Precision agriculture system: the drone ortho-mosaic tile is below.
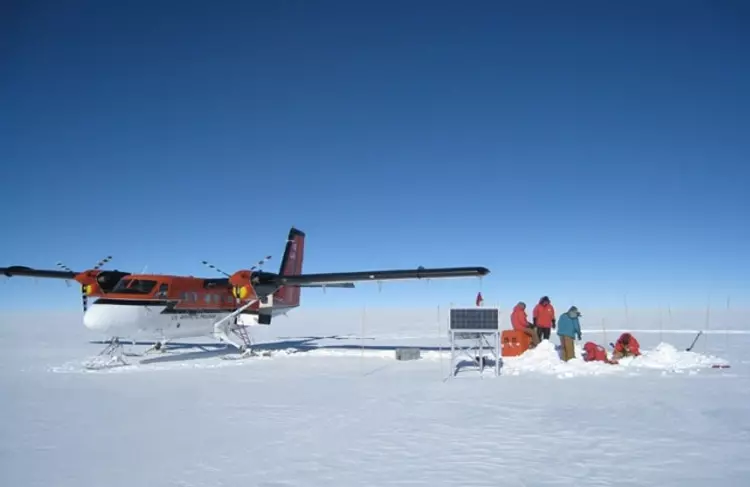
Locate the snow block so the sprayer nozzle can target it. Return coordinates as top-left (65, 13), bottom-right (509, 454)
top-left (395, 347), bottom-right (421, 361)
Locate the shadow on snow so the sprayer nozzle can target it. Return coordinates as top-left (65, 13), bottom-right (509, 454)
top-left (88, 335), bottom-right (494, 366)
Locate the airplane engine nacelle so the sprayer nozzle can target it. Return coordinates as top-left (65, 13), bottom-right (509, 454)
top-left (228, 270), bottom-right (258, 303)
top-left (74, 269), bottom-right (131, 296)
top-left (74, 270), bottom-right (104, 296)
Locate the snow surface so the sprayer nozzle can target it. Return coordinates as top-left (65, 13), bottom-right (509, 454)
top-left (1, 307), bottom-right (749, 486)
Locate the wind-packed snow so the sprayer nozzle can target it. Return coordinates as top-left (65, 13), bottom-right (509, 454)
top-left (1, 307), bottom-right (749, 486)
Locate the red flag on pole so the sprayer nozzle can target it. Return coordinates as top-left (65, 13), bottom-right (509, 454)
top-left (475, 291), bottom-right (484, 307)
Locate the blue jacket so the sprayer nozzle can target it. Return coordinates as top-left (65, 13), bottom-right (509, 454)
top-left (556, 313), bottom-right (581, 339)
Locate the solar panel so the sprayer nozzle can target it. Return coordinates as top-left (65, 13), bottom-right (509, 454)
top-left (449, 308), bottom-right (499, 331)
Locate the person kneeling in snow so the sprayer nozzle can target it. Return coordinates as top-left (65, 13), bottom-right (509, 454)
top-left (511, 301), bottom-right (540, 348)
top-left (583, 342), bottom-right (618, 364)
top-left (556, 306), bottom-right (582, 361)
top-left (612, 333), bottom-right (641, 360)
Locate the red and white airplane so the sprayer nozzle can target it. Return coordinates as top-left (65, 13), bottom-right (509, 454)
top-left (1, 227), bottom-right (489, 361)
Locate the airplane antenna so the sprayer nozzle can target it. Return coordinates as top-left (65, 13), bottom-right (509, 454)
top-left (201, 260), bottom-right (230, 277)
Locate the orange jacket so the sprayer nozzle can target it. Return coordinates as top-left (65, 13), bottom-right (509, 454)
top-left (533, 303), bottom-right (555, 328)
top-left (583, 342), bottom-right (608, 362)
top-left (614, 333), bottom-right (641, 356)
top-left (510, 304), bottom-right (529, 331)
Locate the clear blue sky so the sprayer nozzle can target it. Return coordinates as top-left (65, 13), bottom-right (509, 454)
top-left (1, 0), bottom-right (748, 313)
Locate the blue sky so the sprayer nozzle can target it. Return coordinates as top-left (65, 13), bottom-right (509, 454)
top-left (1, 0), bottom-right (748, 313)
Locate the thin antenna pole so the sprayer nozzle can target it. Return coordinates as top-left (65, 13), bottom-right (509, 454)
top-left (437, 305), bottom-right (443, 378)
top-left (360, 305), bottom-right (366, 374)
top-left (725, 295), bottom-right (730, 351)
top-left (668, 303), bottom-right (672, 330)
top-left (658, 306), bottom-right (663, 343)
top-left (704, 294), bottom-right (711, 353)
top-left (449, 301), bottom-right (454, 381)
top-left (624, 294), bottom-right (630, 329)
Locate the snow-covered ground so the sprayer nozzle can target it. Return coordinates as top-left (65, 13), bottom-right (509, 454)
top-left (1, 307), bottom-right (749, 486)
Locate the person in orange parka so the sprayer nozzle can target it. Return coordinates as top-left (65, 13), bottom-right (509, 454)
top-left (583, 341), bottom-right (618, 364)
top-left (612, 332), bottom-right (641, 360)
top-left (532, 296), bottom-right (556, 343)
top-left (510, 301), bottom-right (540, 348)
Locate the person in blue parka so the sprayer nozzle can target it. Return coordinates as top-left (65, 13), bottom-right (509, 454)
top-left (557, 306), bottom-right (582, 361)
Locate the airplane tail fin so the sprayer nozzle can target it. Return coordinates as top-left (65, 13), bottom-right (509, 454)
top-left (273, 227), bottom-right (305, 307)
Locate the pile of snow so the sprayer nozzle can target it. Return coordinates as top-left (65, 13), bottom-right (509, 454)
top-left (616, 342), bottom-right (730, 372)
top-left (501, 341), bottom-right (619, 378)
top-left (500, 340), bottom-right (728, 378)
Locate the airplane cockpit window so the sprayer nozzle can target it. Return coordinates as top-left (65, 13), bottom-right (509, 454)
top-left (112, 279), bottom-right (158, 295)
top-left (154, 283), bottom-right (169, 298)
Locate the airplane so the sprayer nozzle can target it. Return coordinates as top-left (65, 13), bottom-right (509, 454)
top-left (1, 226), bottom-right (490, 363)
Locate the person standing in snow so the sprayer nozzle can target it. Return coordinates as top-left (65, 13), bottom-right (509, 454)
top-left (510, 301), bottom-right (540, 348)
top-left (556, 306), bottom-right (582, 361)
top-left (533, 296), bottom-right (556, 342)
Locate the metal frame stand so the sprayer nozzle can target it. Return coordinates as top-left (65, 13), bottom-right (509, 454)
top-left (448, 308), bottom-right (501, 378)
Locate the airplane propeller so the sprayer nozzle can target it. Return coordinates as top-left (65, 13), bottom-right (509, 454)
top-left (57, 255), bottom-right (113, 313)
top-left (202, 254), bottom-right (273, 278)
top-left (202, 254), bottom-right (273, 303)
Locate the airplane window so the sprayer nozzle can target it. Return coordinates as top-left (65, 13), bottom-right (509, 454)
top-left (154, 283), bottom-right (169, 298)
top-left (113, 279), bottom-right (131, 291)
top-left (112, 279), bottom-right (157, 295)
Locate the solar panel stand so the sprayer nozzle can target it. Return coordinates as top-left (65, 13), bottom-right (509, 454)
top-left (448, 307), bottom-right (501, 378)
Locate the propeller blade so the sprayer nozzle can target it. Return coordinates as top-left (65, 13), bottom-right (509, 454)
top-left (250, 255), bottom-right (272, 271)
top-left (93, 256), bottom-right (113, 270)
top-left (55, 261), bottom-right (74, 273)
top-left (201, 260), bottom-right (230, 277)
top-left (57, 261), bottom-right (86, 312)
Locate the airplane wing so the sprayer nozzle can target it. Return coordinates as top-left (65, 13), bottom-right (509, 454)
top-left (0, 265), bottom-right (77, 280)
top-left (275, 266), bottom-right (489, 286)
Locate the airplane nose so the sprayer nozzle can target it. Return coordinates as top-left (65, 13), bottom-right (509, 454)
top-left (83, 303), bottom-right (143, 333)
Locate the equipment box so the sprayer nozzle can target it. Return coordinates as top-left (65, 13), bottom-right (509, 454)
top-left (395, 347), bottom-right (421, 361)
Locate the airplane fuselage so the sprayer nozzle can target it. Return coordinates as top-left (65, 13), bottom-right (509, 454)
top-left (82, 298), bottom-right (295, 342)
